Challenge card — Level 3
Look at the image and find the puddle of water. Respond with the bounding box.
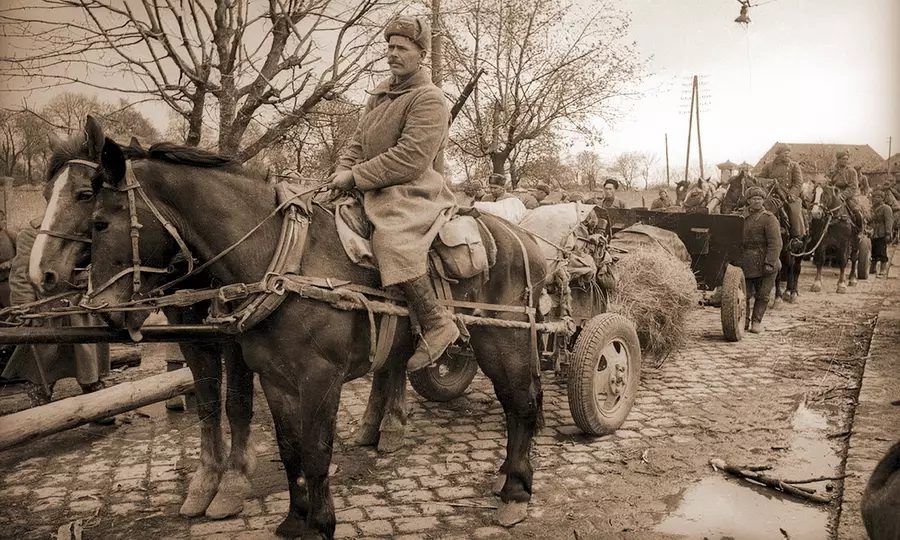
[657,401,838,539]
[655,477,828,540]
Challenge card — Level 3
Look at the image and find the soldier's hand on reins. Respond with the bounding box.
[327,170,356,191]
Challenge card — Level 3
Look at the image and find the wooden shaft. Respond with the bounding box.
[0,325,232,345]
[0,368,195,451]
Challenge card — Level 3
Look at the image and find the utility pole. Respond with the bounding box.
[665,133,670,185]
[684,77,696,183]
[694,76,704,179]
[888,136,893,174]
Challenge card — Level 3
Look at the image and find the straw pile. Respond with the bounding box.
[608,245,698,362]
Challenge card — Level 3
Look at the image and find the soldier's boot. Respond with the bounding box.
[402,275,460,372]
[25,382,53,407]
[749,299,768,334]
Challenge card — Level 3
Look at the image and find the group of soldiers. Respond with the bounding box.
[455,174,630,210]
[737,143,896,333]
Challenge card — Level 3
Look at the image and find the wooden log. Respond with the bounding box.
[0,368,195,451]
[0,325,231,345]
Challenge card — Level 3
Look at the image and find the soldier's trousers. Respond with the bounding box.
[785,199,805,238]
[745,274,776,302]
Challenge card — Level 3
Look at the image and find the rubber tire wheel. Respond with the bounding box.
[567,313,642,436]
[720,264,745,342]
[409,346,478,402]
[857,236,871,280]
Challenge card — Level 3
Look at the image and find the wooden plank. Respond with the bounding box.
[0,368,195,451]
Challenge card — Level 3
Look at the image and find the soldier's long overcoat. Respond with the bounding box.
[2,220,110,386]
[337,68,456,286]
[759,158,803,198]
[829,166,859,199]
[741,208,783,279]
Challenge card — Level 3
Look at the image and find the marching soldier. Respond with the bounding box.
[741,187,783,334]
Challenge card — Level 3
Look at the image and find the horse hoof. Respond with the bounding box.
[354,423,380,447]
[275,509,307,538]
[497,500,529,527]
[849,278,858,287]
[492,475,506,496]
[205,470,252,519]
[781,291,791,302]
[180,470,222,517]
[810,282,822,293]
[376,430,405,453]
[837,284,847,294]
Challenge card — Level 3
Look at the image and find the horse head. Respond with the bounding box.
[87,139,185,330]
[810,184,841,221]
[27,116,110,295]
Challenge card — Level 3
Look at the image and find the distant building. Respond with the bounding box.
[754,142,887,185]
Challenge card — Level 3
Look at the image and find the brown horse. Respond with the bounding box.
[674,177,714,212]
[862,437,900,539]
[28,117,255,519]
[85,137,547,538]
[808,184,859,294]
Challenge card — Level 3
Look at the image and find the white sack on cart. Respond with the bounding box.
[474,197,528,224]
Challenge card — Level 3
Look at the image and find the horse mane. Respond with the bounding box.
[139,142,240,170]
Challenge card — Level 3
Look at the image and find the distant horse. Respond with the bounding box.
[808,184,860,293]
[84,137,548,538]
[674,177,715,213]
[714,170,806,303]
[29,117,255,520]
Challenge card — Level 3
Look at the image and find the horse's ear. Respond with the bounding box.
[84,115,105,160]
[100,138,127,187]
[128,136,143,150]
[48,132,63,153]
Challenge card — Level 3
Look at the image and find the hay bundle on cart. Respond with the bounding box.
[608,225,698,360]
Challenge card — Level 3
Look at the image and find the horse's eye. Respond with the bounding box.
[77,191,94,202]
[93,221,109,232]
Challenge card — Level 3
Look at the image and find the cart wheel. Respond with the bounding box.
[720,264,745,342]
[857,236,871,280]
[567,313,641,436]
[409,345,478,402]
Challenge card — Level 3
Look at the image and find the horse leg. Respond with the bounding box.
[471,328,540,527]
[837,246,849,294]
[178,341,226,517]
[206,343,256,519]
[848,236,859,286]
[355,360,409,453]
[789,256,801,303]
[811,248,824,292]
[261,362,342,539]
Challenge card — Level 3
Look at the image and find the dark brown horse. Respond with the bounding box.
[808,184,859,294]
[862,437,900,539]
[85,137,547,538]
[28,117,255,519]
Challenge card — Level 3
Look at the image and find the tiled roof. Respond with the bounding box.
[755,143,886,174]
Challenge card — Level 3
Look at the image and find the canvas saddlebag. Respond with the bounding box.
[433,215,489,280]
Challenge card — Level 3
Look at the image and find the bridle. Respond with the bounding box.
[40,159,100,244]
[85,161,196,304]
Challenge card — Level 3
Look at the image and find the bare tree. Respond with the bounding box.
[442,0,645,175]
[638,151,659,189]
[507,133,560,188]
[1,0,391,161]
[572,150,604,191]
[610,151,641,190]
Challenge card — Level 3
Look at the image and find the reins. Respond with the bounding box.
[85,164,329,304]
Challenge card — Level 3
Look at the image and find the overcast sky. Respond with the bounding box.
[2,0,898,170]
[602,0,900,168]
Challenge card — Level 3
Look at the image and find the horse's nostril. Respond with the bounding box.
[43,271,57,287]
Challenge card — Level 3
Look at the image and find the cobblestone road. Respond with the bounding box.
[0,265,896,540]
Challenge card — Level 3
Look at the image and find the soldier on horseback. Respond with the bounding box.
[829,150,865,231]
[327,15,459,372]
[758,143,805,250]
[741,187,783,334]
